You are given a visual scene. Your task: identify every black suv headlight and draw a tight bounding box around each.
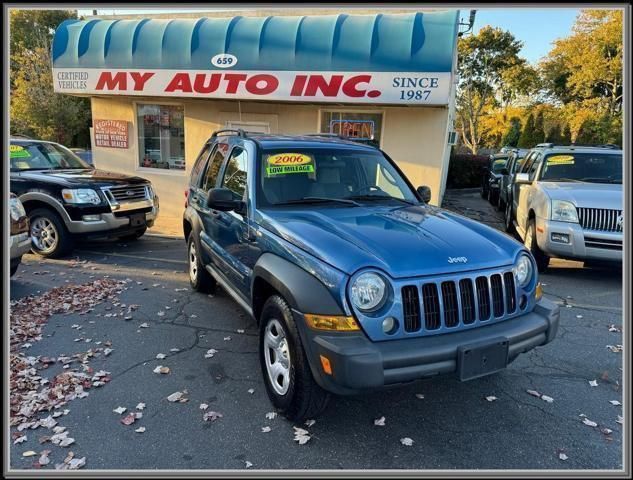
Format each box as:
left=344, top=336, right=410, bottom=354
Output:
left=61, top=189, right=101, bottom=205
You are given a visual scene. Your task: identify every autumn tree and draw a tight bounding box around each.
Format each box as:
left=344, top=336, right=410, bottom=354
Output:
left=533, top=110, right=545, bottom=144
left=10, top=9, right=91, bottom=146
left=517, top=113, right=537, bottom=148
left=456, top=26, right=538, bottom=154
left=540, top=9, right=623, bottom=144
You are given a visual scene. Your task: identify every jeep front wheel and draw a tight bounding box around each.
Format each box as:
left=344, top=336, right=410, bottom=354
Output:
left=187, top=235, right=215, bottom=292
left=29, top=208, right=74, bottom=258
left=259, top=295, right=330, bottom=421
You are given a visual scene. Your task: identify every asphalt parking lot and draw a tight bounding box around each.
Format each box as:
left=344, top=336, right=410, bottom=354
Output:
left=9, top=191, right=623, bottom=470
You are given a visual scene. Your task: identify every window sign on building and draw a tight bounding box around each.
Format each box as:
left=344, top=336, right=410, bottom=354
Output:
left=320, top=111, right=383, bottom=147
left=137, top=104, right=185, bottom=170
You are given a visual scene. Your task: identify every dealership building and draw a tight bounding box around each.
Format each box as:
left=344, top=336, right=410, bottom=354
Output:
left=52, top=8, right=460, bottom=233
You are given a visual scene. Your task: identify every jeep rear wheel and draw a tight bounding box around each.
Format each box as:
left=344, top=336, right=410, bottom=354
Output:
left=259, top=295, right=330, bottom=421
left=29, top=208, right=74, bottom=258
left=525, top=218, right=550, bottom=273
left=187, top=235, right=215, bottom=293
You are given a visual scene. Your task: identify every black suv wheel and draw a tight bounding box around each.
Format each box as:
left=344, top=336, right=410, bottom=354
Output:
left=259, top=295, right=330, bottom=421
left=187, top=235, right=216, bottom=292
left=29, top=208, right=74, bottom=258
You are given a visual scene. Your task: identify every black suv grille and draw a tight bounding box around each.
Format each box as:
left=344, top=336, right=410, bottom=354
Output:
left=106, top=185, right=148, bottom=202
left=401, top=272, right=518, bottom=333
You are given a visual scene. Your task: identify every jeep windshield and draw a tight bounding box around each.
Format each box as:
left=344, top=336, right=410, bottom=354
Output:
left=540, top=152, right=622, bottom=184
left=257, top=148, right=418, bottom=207
left=10, top=142, right=92, bottom=172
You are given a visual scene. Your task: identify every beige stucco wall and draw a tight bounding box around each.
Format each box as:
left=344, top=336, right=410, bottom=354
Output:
left=91, top=96, right=450, bottom=236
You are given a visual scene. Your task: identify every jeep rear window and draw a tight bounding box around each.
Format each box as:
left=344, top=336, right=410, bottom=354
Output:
left=540, top=153, right=622, bottom=184
left=10, top=142, right=91, bottom=171
left=257, top=148, right=417, bottom=207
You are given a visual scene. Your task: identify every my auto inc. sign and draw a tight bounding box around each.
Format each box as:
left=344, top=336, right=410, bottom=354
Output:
left=52, top=69, right=450, bottom=105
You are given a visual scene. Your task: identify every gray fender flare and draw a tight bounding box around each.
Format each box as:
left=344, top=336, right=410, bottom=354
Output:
left=252, top=253, right=346, bottom=316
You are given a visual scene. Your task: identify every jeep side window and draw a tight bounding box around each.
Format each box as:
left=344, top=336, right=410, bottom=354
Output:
left=190, top=144, right=212, bottom=186
left=201, top=148, right=225, bottom=191
left=221, top=147, right=248, bottom=200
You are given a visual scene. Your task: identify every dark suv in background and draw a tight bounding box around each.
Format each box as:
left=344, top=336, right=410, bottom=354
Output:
left=10, top=138, right=159, bottom=258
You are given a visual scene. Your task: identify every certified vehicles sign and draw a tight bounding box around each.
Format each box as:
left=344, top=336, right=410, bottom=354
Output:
left=52, top=69, right=451, bottom=105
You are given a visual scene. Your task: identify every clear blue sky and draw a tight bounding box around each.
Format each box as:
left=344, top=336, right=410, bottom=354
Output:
left=78, top=7, right=581, bottom=65
left=469, top=8, right=581, bottom=64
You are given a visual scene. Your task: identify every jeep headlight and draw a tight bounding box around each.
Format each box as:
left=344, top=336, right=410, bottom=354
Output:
left=10, top=197, right=26, bottom=221
left=551, top=200, right=578, bottom=223
left=514, top=254, right=534, bottom=287
left=61, top=188, right=101, bottom=205
left=350, top=272, right=387, bottom=312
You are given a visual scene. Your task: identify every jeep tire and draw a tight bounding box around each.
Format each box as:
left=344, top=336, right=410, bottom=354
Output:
left=187, top=235, right=216, bottom=293
left=29, top=208, right=75, bottom=258
left=525, top=218, right=550, bottom=272
left=259, top=295, right=330, bottom=421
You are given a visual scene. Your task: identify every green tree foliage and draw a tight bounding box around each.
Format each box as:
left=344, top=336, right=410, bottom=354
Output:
left=545, top=123, right=563, bottom=144
left=10, top=10, right=91, bottom=146
left=533, top=110, right=545, bottom=144
left=517, top=113, right=537, bottom=148
left=501, top=117, right=522, bottom=147
left=561, top=123, right=572, bottom=144
left=456, top=26, right=538, bottom=154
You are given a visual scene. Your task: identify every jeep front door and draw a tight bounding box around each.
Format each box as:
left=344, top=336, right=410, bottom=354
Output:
left=214, top=146, right=258, bottom=296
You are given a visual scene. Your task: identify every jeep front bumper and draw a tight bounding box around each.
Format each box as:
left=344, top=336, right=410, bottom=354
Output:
left=295, top=298, right=559, bottom=395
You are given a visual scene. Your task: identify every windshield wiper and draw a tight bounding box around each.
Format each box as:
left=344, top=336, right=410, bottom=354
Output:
left=273, top=197, right=361, bottom=207
left=346, top=194, right=416, bottom=205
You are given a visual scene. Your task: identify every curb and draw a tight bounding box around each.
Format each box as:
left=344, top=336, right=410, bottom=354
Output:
left=146, top=232, right=185, bottom=240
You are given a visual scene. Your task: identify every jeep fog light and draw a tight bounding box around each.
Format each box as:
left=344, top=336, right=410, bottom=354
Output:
left=382, top=317, right=397, bottom=334
left=351, top=272, right=387, bottom=311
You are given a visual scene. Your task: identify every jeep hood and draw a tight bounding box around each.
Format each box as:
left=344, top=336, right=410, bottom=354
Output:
left=13, top=169, right=150, bottom=187
left=258, top=204, right=524, bottom=278
left=541, top=182, right=622, bottom=210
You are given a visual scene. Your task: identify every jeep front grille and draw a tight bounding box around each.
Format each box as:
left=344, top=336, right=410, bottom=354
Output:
left=576, top=207, right=622, bottom=232
left=401, top=271, right=518, bottom=333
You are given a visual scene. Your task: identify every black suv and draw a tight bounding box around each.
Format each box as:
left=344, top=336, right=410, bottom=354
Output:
left=10, top=138, right=159, bottom=258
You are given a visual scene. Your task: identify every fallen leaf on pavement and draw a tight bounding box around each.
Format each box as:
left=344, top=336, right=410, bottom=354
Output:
left=374, top=416, right=386, bottom=426
left=485, top=396, right=497, bottom=402
left=153, top=366, right=170, bottom=374
left=139, top=323, right=149, bottom=328
left=120, top=414, right=137, bottom=426
left=541, top=395, right=554, bottom=403
left=609, top=400, right=621, bottom=406
left=203, top=411, right=223, bottom=422
left=14, top=435, right=27, bottom=444
left=400, top=437, right=414, bottom=446
left=38, top=450, right=51, bottom=466
left=237, top=329, right=245, bottom=334
left=155, top=353, right=167, bottom=359
left=224, top=336, right=231, bottom=341
left=167, top=392, right=184, bottom=402
left=199, top=403, right=209, bottom=410
left=527, top=389, right=541, bottom=398
left=136, top=403, right=146, bottom=410
left=248, top=388, right=255, bottom=394
left=582, top=418, right=598, bottom=427
left=204, top=349, right=218, bottom=358
left=135, top=427, right=146, bottom=433
left=23, top=451, right=37, bottom=457
left=265, top=412, right=277, bottom=420
left=293, top=427, right=311, bottom=444
left=157, top=311, right=165, bottom=317
left=261, top=426, right=271, bottom=433
left=616, top=416, right=623, bottom=425
left=559, top=453, right=568, bottom=461
left=245, top=461, right=253, bottom=468
left=305, top=419, right=316, bottom=427
left=415, top=394, right=425, bottom=399
left=113, top=406, right=127, bottom=414
left=608, top=325, right=621, bottom=333
left=589, top=380, right=598, bottom=387
left=601, top=428, right=613, bottom=435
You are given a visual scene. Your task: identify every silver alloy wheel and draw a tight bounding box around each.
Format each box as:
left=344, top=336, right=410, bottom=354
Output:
left=263, top=318, right=291, bottom=396
left=189, top=241, right=198, bottom=282
left=30, top=216, right=58, bottom=254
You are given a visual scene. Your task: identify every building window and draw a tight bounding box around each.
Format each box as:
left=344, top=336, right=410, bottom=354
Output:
left=137, top=104, right=185, bottom=170
left=320, top=111, right=383, bottom=147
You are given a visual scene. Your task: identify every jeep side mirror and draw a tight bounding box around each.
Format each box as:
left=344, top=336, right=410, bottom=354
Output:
left=417, top=185, right=432, bottom=203
left=207, top=187, right=242, bottom=211
left=514, top=173, right=531, bottom=184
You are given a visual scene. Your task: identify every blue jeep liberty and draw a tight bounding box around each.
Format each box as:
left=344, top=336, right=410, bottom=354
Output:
left=183, top=130, right=560, bottom=420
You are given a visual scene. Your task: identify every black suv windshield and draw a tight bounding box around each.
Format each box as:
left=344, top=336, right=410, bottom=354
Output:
left=540, top=152, right=622, bottom=184
left=257, top=148, right=418, bottom=207
left=10, top=142, right=91, bottom=171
